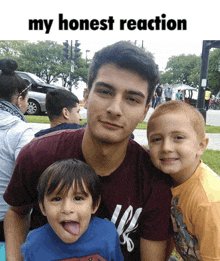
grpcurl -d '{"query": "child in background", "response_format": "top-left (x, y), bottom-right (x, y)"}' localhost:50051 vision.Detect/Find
top-left (147, 101), bottom-right (220, 260)
top-left (21, 158), bottom-right (124, 261)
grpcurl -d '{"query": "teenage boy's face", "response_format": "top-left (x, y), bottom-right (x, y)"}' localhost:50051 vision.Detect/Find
top-left (148, 112), bottom-right (206, 185)
top-left (84, 64), bottom-right (150, 143)
top-left (68, 103), bottom-right (82, 125)
top-left (39, 181), bottom-right (99, 244)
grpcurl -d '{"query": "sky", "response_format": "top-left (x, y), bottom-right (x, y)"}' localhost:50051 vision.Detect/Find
top-left (1, 0), bottom-right (219, 99)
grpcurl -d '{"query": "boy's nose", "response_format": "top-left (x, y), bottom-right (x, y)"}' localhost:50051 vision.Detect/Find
top-left (162, 139), bottom-right (173, 152)
top-left (61, 199), bottom-right (74, 214)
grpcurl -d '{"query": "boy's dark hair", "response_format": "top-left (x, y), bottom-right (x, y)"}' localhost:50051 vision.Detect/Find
top-left (38, 159), bottom-right (101, 210)
top-left (88, 41), bottom-right (160, 105)
top-left (46, 89), bottom-right (79, 121)
top-left (0, 59), bottom-right (29, 101)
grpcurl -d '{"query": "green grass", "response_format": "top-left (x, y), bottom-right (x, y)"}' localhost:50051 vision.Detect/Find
top-left (25, 116), bottom-right (220, 133)
top-left (201, 149), bottom-right (220, 175)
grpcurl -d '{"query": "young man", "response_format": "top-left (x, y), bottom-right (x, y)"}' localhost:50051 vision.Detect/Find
top-left (35, 89), bottom-right (82, 137)
top-left (147, 101), bottom-right (220, 260)
top-left (4, 41), bottom-right (172, 261)
top-left (21, 159), bottom-right (124, 260)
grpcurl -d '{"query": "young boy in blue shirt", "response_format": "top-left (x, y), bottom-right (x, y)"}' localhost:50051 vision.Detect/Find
top-left (21, 158), bottom-right (124, 261)
top-left (147, 101), bottom-right (220, 260)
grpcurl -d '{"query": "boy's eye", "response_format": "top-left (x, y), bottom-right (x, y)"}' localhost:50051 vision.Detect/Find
top-left (151, 137), bottom-right (161, 142)
top-left (51, 197), bottom-right (61, 202)
top-left (175, 136), bottom-right (184, 140)
top-left (74, 196), bottom-right (84, 201)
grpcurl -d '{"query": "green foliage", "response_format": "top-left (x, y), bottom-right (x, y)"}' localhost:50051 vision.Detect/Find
top-left (0, 40), bottom-right (89, 88)
top-left (208, 48), bottom-right (220, 95)
top-left (161, 54), bottom-right (201, 87)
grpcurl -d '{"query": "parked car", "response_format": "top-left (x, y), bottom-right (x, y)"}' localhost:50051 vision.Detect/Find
top-left (16, 71), bottom-right (66, 115)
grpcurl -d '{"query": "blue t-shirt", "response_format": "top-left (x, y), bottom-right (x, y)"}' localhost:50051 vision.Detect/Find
top-left (21, 217), bottom-right (124, 261)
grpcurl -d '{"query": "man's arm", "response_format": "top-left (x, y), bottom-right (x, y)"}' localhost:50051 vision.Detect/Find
top-left (4, 205), bottom-right (32, 261)
top-left (140, 238), bottom-right (167, 261)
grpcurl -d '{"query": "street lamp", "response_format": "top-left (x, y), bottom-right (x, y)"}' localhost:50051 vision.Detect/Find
top-left (86, 50), bottom-right (90, 64)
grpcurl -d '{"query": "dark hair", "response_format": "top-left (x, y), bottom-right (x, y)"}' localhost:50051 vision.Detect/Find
top-left (46, 89), bottom-right (80, 121)
top-left (88, 41), bottom-right (160, 105)
top-left (38, 159), bottom-right (101, 210)
top-left (0, 59), bottom-right (29, 101)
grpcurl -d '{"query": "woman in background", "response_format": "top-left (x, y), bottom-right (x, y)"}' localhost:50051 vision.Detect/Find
top-left (0, 59), bottom-right (34, 241)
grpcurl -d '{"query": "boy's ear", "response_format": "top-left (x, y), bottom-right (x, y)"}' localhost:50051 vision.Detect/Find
top-left (197, 136), bottom-right (209, 157)
top-left (62, 107), bottom-right (69, 120)
top-left (83, 88), bottom-right (89, 109)
top-left (39, 201), bottom-right (47, 217)
top-left (92, 196), bottom-right (101, 214)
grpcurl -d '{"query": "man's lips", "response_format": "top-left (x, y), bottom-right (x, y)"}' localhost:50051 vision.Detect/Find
top-left (101, 121), bottom-right (122, 130)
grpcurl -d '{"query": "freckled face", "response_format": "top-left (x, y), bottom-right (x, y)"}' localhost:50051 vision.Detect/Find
top-left (148, 113), bottom-right (202, 184)
top-left (84, 64), bottom-right (149, 143)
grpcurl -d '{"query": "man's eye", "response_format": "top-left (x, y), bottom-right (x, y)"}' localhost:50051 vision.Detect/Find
top-left (98, 89), bottom-right (111, 95)
top-left (128, 97), bottom-right (139, 103)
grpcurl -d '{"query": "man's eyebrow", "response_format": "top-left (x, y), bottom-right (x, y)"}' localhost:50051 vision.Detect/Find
top-left (95, 82), bottom-right (146, 98)
top-left (127, 90), bottom-right (146, 99)
top-left (94, 81), bottom-right (115, 91)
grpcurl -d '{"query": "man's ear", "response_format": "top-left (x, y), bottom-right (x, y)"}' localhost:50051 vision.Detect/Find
top-left (83, 88), bottom-right (89, 109)
top-left (62, 107), bottom-right (69, 120)
top-left (92, 196), bottom-right (101, 214)
top-left (139, 104), bottom-right (150, 123)
top-left (197, 136), bottom-right (209, 157)
top-left (39, 201), bottom-right (47, 217)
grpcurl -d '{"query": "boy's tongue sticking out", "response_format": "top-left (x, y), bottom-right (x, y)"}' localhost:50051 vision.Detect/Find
top-left (63, 221), bottom-right (80, 235)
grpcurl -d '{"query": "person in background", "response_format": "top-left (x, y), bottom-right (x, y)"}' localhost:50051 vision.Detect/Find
top-left (0, 59), bottom-right (34, 241)
top-left (4, 41), bottom-right (172, 261)
top-left (175, 89), bottom-right (182, 101)
top-left (35, 89), bottom-right (83, 137)
top-left (21, 158), bottom-right (124, 261)
top-left (147, 101), bottom-right (220, 260)
top-left (205, 87), bottom-right (211, 111)
top-left (154, 84), bottom-right (163, 108)
top-left (164, 85), bottom-right (173, 102)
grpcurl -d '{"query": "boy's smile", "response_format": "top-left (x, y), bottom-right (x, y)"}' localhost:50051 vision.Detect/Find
top-left (39, 181), bottom-right (99, 244)
top-left (148, 112), bottom-right (205, 185)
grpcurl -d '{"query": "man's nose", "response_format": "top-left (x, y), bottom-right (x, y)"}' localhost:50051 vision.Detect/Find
top-left (107, 97), bottom-right (123, 117)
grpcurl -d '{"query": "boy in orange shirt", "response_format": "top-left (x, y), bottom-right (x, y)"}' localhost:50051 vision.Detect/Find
top-left (147, 100), bottom-right (220, 260)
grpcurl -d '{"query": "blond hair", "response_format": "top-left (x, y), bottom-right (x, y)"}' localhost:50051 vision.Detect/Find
top-left (147, 101), bottom-right (206, 141)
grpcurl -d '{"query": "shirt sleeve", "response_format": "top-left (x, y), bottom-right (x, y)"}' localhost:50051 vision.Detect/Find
top-left (194, 202), bottom-right (220, 259)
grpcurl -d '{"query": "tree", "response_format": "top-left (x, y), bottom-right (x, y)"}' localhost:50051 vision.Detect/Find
top-left (208, 48), bottom-right (220, 94)
top-left (161, 54), bottom-right (201, 86)
top-left (0, 41), bottom-right (28, 60)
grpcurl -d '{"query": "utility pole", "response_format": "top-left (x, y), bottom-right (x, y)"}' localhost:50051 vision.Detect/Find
top-left (197, 40), bottom-right (220, 122)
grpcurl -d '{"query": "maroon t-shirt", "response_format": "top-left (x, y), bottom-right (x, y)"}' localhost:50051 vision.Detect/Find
top-left (4, 128), bottom-right (172, 260)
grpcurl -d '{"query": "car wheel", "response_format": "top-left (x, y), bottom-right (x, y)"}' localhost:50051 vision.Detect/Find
top-left (26, 99), bottom-right (40, 115)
